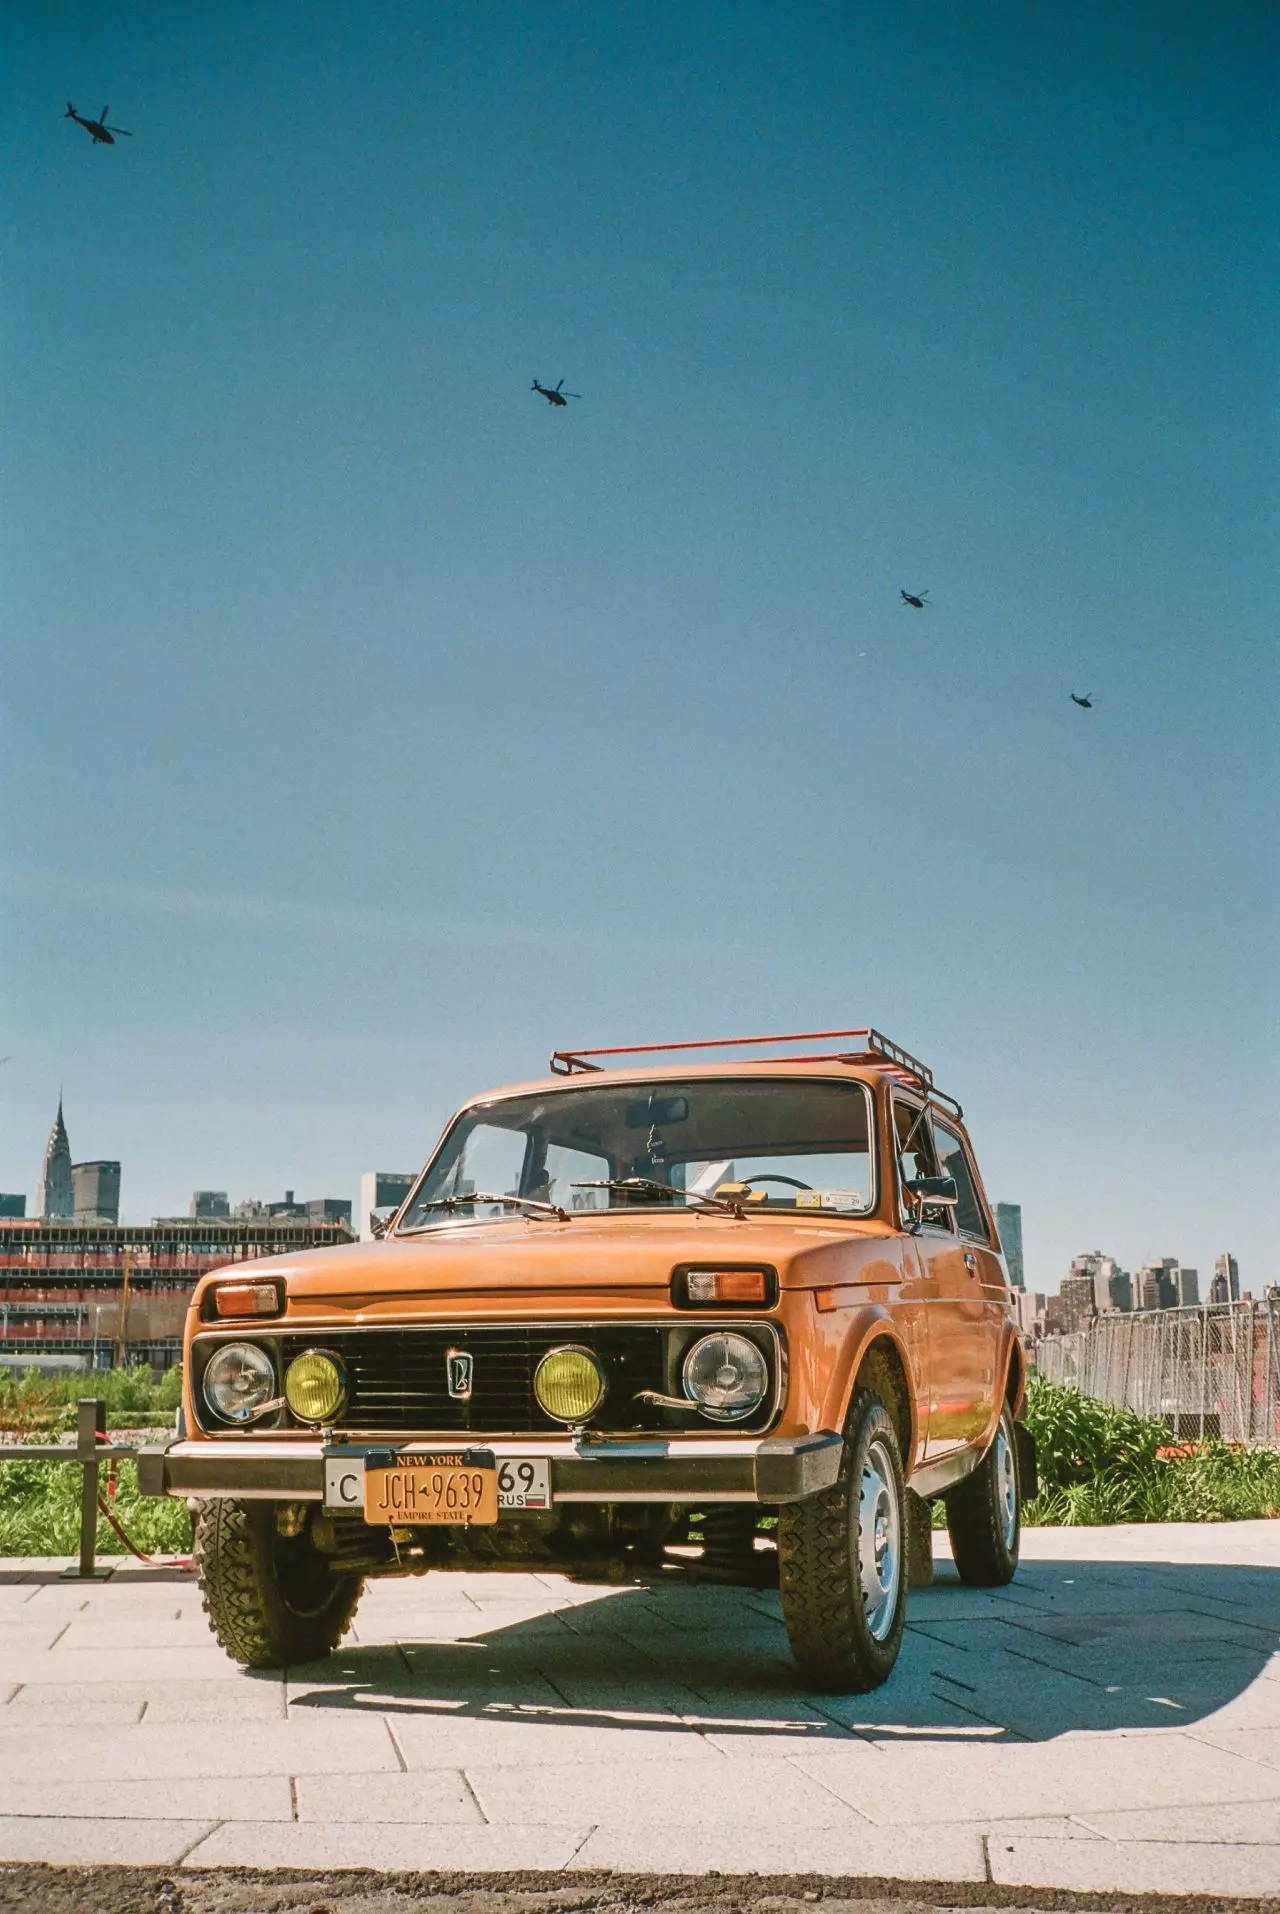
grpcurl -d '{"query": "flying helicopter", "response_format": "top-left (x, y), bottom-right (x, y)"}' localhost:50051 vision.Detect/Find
top-left (1070, 693), bottom-right (1095, 709)
top-left (900, 589), bottom-right (930, 609)
top-left (65, 102), bottom-right (132, 144)
top-left (531, 378), bottom-right (580, 407)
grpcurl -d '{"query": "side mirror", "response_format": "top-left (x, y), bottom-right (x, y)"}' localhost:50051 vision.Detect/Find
top-left (369, 1206), bottom-right (397, 1240)
top-left (903, 1175), bottom-right (959, 1208)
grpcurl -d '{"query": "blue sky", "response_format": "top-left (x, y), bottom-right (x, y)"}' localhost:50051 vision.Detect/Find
top-left (2, 1), bottom-right (1275, 1292)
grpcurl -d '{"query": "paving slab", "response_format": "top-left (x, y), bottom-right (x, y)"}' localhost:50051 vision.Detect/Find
top-left (184, 1820), bottom-right (594, 1869)
top-left (0, 1816), bottom-right (213, 1866)
top-left (0, 1776), bottom-right (293, 1822)
top-left (990, 1832), bottom-right (1280, 1895)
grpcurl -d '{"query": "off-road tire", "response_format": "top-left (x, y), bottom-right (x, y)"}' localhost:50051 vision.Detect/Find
top-left (944, 1403), bottom-right (1021, 1586)
top-left (193, 1498), bottom-right (364, 1669)
top-left (777, 1388), bottom-right (907, 1691)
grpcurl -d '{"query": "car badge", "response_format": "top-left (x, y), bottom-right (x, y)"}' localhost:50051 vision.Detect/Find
top-left (446, 1348), bottom-right (474, 1401)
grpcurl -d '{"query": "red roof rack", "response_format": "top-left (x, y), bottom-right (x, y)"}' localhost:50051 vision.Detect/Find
top-left (549, 1026), bottom-right (961, 1116)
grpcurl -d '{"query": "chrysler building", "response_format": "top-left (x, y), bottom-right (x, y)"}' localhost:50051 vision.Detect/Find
top-left (36, 1097), bottom-right (74, 1220)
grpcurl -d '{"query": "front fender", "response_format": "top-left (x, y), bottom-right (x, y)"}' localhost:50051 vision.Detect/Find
top-left (816, 1303), bottom-right (920, 1468)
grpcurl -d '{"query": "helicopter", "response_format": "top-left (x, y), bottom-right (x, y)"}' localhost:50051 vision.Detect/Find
top-left (65, 102), bottom-right (132, 144)
top-left (532, 378), bottom-right (579, 407)
top-left (1071, 692), bottom-right (1095, 709)
top-left (900, 589), bottom-right (930, 609)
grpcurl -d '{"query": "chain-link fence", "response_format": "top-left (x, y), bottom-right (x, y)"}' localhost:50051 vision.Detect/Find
top-left (1036, 1299), bottom-right (1280, 1445)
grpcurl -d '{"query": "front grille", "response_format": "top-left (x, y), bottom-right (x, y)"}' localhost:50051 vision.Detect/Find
top-left (281, 1324), bottom-right (670, 1435)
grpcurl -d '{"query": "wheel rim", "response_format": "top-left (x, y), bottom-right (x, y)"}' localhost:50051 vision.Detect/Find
top-left (857, 1435), bottom-right (901, 1641)
top-left (995, 1422), bottom-right (1017, 1550)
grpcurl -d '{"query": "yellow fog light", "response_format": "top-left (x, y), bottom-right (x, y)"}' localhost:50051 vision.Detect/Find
top-left (533, 1345), bottom-right (606, 1423)
top-left (284, 1349), bottom-right (346, 1424)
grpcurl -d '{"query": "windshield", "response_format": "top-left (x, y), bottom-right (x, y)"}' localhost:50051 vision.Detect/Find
top-left (398, 1077), bottom-right (875, 1229)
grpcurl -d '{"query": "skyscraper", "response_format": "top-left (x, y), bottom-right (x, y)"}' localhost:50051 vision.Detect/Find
top-left (1135, 1257), bottom-right (1181, 1311)
top-left (995, 1202), bottom-right (1025, 1289)
top-left (1213, 1252), bottom-right (1240, 1303)
top-left (359, 1171), bottom-right (415, 1240)
top-left (72, 1160), bottom-right (121, 1225)
top-left (190, 1191), bottom-right (231, 1221)
top-left (36, 1098), bottom-right (73, 1220)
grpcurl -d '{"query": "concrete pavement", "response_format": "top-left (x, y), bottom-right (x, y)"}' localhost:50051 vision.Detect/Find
top-left (0, 1523), bottom-right (1277, 1897)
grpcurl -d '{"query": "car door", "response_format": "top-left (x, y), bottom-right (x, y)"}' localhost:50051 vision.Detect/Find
top-left (893, 1097), bottom-right (960, 1459)
top-left (931, 1116), bottom-right (1003, 1443)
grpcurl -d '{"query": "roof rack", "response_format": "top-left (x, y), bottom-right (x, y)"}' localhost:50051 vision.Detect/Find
top-left (549, 1027), bottom-right (963, 1117)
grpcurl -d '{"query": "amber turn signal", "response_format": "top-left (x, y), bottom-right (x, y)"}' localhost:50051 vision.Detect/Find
top-left (208, 1280), bottom-right (283, 1320)
top-left (672, 1266), bottom-right (777, 1308)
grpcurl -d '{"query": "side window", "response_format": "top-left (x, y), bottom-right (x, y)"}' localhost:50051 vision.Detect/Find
top-left (931, 1121), bottom-right (990, 1240)
top-left (895, 1101), bottom-right (949, 1229)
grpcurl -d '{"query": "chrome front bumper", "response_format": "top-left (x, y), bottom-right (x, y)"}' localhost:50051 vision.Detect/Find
top-left (137, 1431), bottom-right (843, 1505)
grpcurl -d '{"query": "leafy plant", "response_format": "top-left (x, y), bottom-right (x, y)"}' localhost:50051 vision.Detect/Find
top-left (927, 1380), bottom-right (1280, 1528)
top-left (1022, 1375), bottom-right (1165, 1490)
top-left (0, 1455), bottom-right (192, 1557)
top-left (0, 1365), bottom-right (182, 1437)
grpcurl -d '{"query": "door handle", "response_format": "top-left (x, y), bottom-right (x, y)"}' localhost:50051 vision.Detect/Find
top-left (964, 1252), bottom-right (978, 1272)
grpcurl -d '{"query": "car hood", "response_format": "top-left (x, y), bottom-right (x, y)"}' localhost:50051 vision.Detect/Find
top-left (216, 1212), bottom-right (896, 1306)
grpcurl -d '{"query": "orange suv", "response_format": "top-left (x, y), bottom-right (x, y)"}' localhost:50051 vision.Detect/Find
top-left (141, 1028), bottom-right (1035, 1691)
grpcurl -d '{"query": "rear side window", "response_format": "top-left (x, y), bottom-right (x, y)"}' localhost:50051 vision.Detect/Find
top-left (931, 1121), bottom-right (990, 1240)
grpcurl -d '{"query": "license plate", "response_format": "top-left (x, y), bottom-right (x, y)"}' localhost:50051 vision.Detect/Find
top-left (364, 1453), bottom-right (498, 1525)
top-left (323, 1451), bottom-right (551, 1518)
top-left (496, 1457), bottom-right (551, 1509)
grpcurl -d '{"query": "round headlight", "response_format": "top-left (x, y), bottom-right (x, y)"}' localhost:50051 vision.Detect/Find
top-left (284, 1349), bottom-right (346, 1424)
top-left (682, 1332), bottom-right (769, 1422)
top-left (533, 1345), bottom-right (607, 1423)
top-left (203, 1343), bottom-right (277, 1425)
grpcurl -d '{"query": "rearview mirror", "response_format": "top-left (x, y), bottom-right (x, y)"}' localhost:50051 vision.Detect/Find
top-left (625, 1095), bottom-right (690, 1128)
top-left (903, 1175), bottom-right (959, 1207)
top-left (369, 1205), bottom-right (397, 1239)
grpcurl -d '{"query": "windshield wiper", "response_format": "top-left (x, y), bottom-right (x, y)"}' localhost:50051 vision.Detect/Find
top-left (571, 1177), bottom-right (744, 1217)
top-left (400, 1192), bottom-right (570, 1229)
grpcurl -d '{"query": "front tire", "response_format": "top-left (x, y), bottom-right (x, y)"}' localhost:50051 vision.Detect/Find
top-left (944, 1404), bottom-right (1021, 1586)
top-left (194, 1499), bottom-right (364, 1669)
top-left (778, 1388), bottom-right (907, 1691)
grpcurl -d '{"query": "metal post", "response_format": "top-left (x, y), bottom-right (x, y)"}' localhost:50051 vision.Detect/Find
top-left (63, 1396), bottom-right (111, 1580)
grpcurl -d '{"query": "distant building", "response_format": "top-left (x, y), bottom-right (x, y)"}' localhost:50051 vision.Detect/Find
top-left (190, 1191), bottom-right (231, 1221)
top-left (1175, 1266), bottom-right (1199, 1308)
top-left (36, 1098), bottom-right (74, 1220)
top-left (1013, 1289), bottom-right (1046, 1337)
top-left (1064, 1250), bottom-right (1130, 1315)
top-left (72, 1161), bottom-right (121, 1225)
top-left (1212, 1252), bottom-right (1240, 1304)
top-left (1136, 1256), bottom-right (1180, 1312)
top-left (231, 1190), bottom-right (350, 1227)
top-left (1098, 1260), bottom-right (1133, 1312)
top-left (0, 1212), bottom-right (355, 1370)
top-left (359, 1171), bottom-right (416, 1240)
top-left (1058, 1270), bottom-right (1097, 1333)
top-left (0, 1196), bottom-right (25, 1219)
top-left (995, 1203), bottom-right (1024, 1289)
top-left (304, 1197), bottom-right (353, 1229)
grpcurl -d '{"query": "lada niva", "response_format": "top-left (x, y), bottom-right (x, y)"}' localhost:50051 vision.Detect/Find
top-left (141, 1028), bottom-right (1035, 1691)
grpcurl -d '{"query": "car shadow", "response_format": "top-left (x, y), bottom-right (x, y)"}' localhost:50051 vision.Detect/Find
top-left (283, 1552), bottom-right (1280, 1745)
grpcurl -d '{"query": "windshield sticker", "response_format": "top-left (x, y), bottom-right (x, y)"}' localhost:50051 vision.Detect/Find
top-left (796, 1189), bottom-right (864, 1211)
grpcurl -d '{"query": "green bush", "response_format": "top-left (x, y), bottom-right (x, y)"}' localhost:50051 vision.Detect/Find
top-left (0, 1365), bottom-right (182, 1436)
top-left (1022, 1374), bottom-right (1164, 1489)
top-left (1020, 1379), bottom-right (1280, 1526)
top-left (926, 1379), bottom-right (1280, 1528)
top-left (0, 1455), bottom-right (192, 1558)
